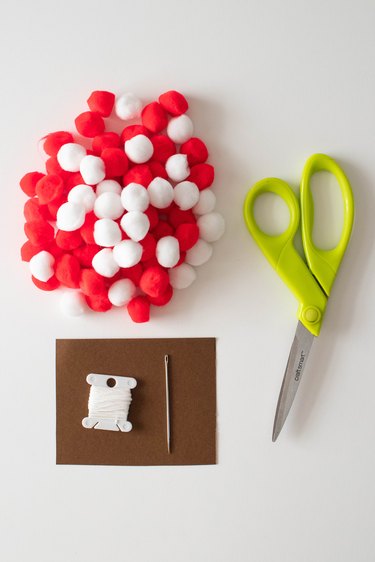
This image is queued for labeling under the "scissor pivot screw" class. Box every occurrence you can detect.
[303,307,321,324]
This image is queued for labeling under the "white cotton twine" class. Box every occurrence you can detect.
[88,385,132,423]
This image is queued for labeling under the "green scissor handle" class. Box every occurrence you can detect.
[243,155,354,336]
[300,153,354,296]
[243,177,327,336]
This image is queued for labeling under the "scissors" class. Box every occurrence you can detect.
[243,154,354,441]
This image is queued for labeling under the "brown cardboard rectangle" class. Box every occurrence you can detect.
[56,338,216,466]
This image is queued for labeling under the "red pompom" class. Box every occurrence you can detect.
[140,233,156,261]
[80,268,106,295]
[55,229,83,250]
[43,131,73,157]
[46,240,64,258]
[73,244,100,267]
[152,220,174,240]
[20,172,45,197]
[148,284,173,306]
[55,254,81,288]
[65,172,84,191]
[127,296,150,323]
[32,275,60,291]
[139,265,169,298]
[86,294,112,312]
[142,257,158,268]
[175,223,199,251]
[141,102,168,133]
[188,163,214,190]
[24,198,49,222]
[102,148,129,177]
[123,164,153,187]
[159,91,188,116]
[45,157,60,175]
[144,206,159,230]
[35,174,64,204]
[24,220,54,246]
[75,111,105,138]
[149,160,168,179]
[150,135,175,163]
[20,240,43,262]
[180,138,208,165]
[120,125,150,144]
[92,132,120,155]
[87,90,115,117]
[121,263,143,285]
[168,206,196,228]
[80,212,96,244]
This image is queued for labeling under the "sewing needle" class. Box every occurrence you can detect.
[164,354,171,454]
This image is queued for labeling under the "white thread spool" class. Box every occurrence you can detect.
[82,373,137,432]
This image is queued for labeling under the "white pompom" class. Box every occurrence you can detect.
[60,291,87,316]
[115,93,142,120]
[193,189,216,215]
[156,236,180,268]
[96,179,122,196]
[185,239,213,266]
[68,184,96,212]
[120,211,150,241]
[165,154,190,182]
[94,192,124,220]
[167,115,194,144]
[173,181,200,210]
[57,143,86,172]
[147,177,174,209]
[113,240,143,268]
[197,212,225,242]
[56,202,85,232]
[92,248,120,278]
[121,183,149,212]
[29,251,55,282]
[124,134,153,164]
[169,263,197,289]
[93,218,122,247]
[80,155,105,185]
[108,279,136,306]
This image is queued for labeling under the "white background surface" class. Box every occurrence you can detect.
[1,1,375,560]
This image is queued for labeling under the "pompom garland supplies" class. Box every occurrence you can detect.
[20,89,225,323]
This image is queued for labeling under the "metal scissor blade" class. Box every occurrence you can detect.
[272,321,315,442]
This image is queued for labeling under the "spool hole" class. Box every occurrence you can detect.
[106,377,117,388]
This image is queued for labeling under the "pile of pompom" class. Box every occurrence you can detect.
[20,90,225,322]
